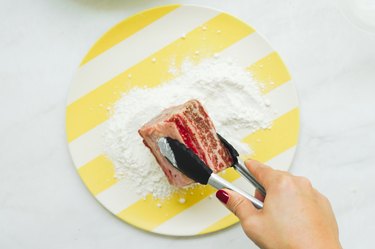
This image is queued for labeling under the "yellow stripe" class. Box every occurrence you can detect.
[116,109,299,231]
[78,155,117,195]
[242,108,300,162]
[80,5,180,66]
[248,52,291,93]
[66,13,254,142]
[198,213,238,235]
[117,168,240,231]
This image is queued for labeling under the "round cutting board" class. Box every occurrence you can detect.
[66,4,299,236]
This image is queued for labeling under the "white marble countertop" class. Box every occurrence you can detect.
[1,0,374,248]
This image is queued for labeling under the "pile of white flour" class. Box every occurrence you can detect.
[104,57,273,199]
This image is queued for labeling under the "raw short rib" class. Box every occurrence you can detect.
[138,99,233,187]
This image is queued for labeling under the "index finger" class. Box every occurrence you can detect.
[244,159,282,189]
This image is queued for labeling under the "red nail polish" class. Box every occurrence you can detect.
[216,189,229,204]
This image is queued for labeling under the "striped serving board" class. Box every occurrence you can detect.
[66,5,299,236]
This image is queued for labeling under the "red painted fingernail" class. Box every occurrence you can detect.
[216,189,229,204]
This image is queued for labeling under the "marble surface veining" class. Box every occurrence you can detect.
[0,0,375,248]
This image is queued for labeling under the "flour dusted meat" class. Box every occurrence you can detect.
[138,99,233,187]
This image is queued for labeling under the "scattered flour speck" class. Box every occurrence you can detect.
[179,198,186,204]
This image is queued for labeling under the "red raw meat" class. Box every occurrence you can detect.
[138,99,233,187]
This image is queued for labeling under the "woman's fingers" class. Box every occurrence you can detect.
[245,159,283,189]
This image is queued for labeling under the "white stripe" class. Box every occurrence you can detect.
[68,122,107,168]
[265,80,298,120]
[266,146,297,171]
[152,149,294,235]
[218,33,273,67]
[96,179,141,214]
[67,6,219,104]
[154,192,232,236]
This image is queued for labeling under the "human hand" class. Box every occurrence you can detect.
[216,160,342,249]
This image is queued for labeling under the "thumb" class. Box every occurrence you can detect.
[216,189,258,221]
